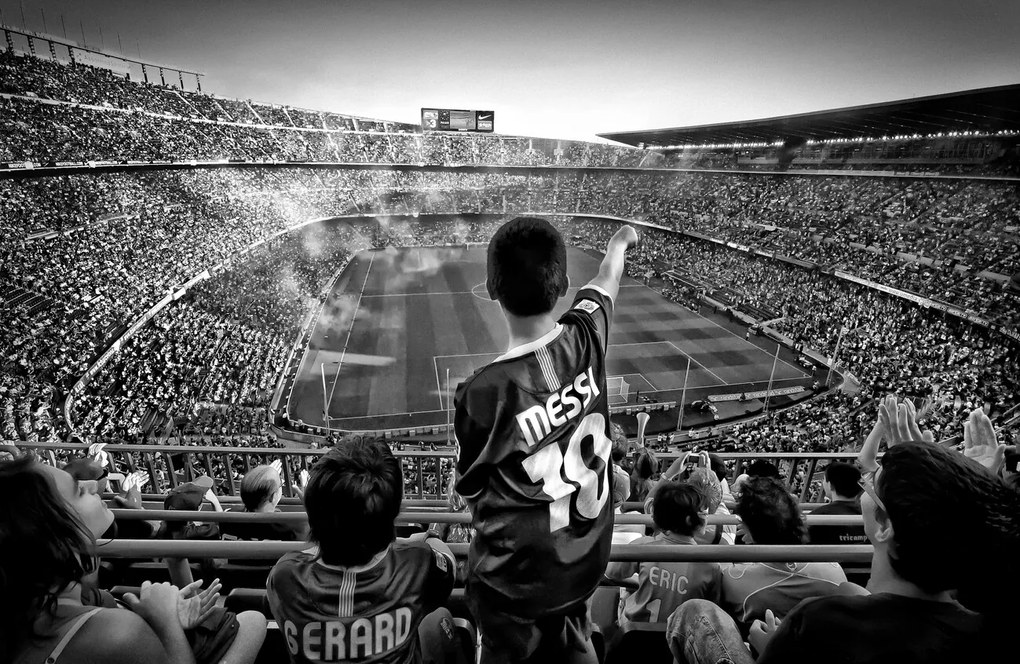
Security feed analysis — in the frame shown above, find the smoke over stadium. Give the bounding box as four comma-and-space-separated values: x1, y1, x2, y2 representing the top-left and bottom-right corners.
1, 1, 1019, 663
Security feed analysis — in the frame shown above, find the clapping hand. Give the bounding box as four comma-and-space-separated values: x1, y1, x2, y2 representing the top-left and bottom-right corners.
885, 397, 935, 446
748, 608, 782, 656
176, 579, 222, 629
963, 407, 1007, 473
270, 459, 283, 476
121, 470, 149, 495
87, 442, 111, 468
122, 581, 181, 627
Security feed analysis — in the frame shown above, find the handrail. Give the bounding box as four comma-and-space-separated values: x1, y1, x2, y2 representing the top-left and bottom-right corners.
92, 539, 874, 563
109, 509, 865, 527
17, 441, 859, 461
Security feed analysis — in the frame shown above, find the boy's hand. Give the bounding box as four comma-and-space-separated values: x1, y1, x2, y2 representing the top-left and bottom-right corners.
612, 225, 639, 250
748, 608, 782, 656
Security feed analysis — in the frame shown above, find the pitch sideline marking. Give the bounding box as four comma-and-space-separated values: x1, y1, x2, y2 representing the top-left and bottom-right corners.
327, 252, 375, 420
630, 278, 809, 379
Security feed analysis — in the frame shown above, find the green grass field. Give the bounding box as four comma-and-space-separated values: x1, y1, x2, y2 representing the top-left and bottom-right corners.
286, 246, 812, 432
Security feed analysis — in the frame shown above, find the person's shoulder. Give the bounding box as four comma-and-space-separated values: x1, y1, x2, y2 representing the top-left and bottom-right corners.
269, 549, 315, 577
76, 609, 163, 661
811, 501, 861, 515
392, 538, 432, 559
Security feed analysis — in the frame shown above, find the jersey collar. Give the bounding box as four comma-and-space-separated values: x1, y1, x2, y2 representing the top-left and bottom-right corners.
494, 324, 563, 363
309, 545, 389, 573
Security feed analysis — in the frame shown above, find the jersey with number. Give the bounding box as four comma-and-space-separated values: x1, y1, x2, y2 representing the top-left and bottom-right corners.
266, 541, 455, 664
454, 285, 616, 619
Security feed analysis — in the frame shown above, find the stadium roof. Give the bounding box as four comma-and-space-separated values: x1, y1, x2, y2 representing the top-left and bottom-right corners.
599, 84, 1020, 148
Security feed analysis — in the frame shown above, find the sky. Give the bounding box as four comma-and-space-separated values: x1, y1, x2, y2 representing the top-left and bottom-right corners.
2, 0, 1018, 143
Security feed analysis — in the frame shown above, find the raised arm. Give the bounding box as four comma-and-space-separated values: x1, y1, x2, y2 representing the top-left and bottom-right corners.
585, 225, 639, 302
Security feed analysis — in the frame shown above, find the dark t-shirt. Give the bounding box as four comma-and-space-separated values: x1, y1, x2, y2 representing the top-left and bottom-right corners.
454, 286, 616, 619
807, 500, 868, 545
220, 508, 305, 542
759, 593, 985, 664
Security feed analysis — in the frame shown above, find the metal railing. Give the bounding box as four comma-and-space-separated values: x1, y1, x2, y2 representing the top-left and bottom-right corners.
16, 442, 862, 502
93, 539, 875, 564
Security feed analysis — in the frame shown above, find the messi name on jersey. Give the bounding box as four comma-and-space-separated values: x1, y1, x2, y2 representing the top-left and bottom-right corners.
515, 366, 601, 448
282, 607, 414, 661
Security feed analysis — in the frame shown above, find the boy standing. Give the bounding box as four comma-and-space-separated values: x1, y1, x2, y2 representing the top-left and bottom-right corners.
455, 217, 638, 663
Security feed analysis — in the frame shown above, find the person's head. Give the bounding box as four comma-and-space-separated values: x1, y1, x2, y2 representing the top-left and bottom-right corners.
746, 460, 780, 479
304, 437, 403, 567
486, 217, 568, 317
864, 442, 1020, 598
240, 465, 283, 511
708, 453, 728, 484
823, 462, 862, 501
651, 482, 705, 537
0, 455, 103, 661
610, 422, 628, 465
734, 476, 806, 545
633, 449, 658, 480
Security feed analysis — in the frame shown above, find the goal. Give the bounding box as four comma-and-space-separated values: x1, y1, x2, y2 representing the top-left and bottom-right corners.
606, 376, 630, 405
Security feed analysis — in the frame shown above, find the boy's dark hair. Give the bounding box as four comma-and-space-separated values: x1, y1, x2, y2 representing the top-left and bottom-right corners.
708, 453, 728, 483
747, 460, 780, 479
304, 437, 403, 566
735, 477, 806, 545
486, 217, 568, 317
878, 442, 1020, 600
651, 483, 705, 537
824, 462, 862, 500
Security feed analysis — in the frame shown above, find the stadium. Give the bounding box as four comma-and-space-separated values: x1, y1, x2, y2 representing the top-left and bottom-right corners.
2, 4, 1019, 664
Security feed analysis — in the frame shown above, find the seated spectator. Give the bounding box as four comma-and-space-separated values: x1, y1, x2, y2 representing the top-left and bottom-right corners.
666, 397, 1018, 663
807, 462, 867, 545
157, 476, 223, 542
0, 454, 266, 664
630, 447, 659, 503
220, 463, 306, 542
612, 463, 645, 545
267, 437, 461, 663
605, 483, 722, 626
719, 477, 846, 636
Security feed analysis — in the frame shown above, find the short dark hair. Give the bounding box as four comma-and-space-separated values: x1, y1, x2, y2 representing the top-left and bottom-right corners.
651, 483, 705, 537
735, 477, 806, 545
304, 437, 403, 566
486, 217, 568, 317
708, 453, 728, 483
824, 462, 862, 499
747, 460, 780, 479
0, 455, 96, 661
878, 442, 1020, 598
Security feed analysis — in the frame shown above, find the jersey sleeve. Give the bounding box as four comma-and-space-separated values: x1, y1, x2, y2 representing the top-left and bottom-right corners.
421, 542, 456, 610
560, 285, 615, 353
453, 375, 502, 481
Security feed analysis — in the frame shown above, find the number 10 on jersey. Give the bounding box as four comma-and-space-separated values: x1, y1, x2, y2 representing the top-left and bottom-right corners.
522, 412, 613, 532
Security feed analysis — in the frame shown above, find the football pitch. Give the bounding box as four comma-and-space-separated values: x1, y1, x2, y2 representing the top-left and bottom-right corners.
286, 246, 812, 432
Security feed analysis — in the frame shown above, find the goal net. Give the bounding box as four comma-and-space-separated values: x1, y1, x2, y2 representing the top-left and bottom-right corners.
606, 376, 630, 405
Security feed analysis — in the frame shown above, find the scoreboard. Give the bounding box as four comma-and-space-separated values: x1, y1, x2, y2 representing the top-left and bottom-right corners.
421, 108, 494, 133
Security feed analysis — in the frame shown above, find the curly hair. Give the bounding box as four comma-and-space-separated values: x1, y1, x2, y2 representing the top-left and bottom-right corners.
735, 476, 807, 545
0, 455, 97, 661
